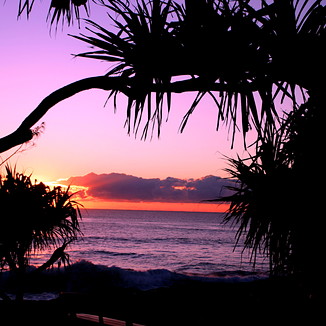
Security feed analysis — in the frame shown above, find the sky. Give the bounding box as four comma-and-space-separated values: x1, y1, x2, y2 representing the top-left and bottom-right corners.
0, 1, 254, 212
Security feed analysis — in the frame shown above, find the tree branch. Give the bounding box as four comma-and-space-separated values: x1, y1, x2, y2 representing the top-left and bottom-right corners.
152, 78, 257, 94
19, 76, 129, 130
0, 76, 128, 154
0, 75, 256, 154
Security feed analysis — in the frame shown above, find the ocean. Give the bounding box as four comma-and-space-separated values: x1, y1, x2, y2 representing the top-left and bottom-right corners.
1, 209, 270, 300
69, 209, 268, 275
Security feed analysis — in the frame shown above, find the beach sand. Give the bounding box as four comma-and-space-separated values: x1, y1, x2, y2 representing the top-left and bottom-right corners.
1, 278, 322, 325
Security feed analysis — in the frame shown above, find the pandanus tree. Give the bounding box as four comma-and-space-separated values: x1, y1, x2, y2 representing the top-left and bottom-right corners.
2, 1, 325, 279
216, 102, 323, 278
5, 0, 324, 145
0, 166, 82, 300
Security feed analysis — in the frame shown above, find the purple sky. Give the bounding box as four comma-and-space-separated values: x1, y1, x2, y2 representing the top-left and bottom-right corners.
0, 1, 258, 210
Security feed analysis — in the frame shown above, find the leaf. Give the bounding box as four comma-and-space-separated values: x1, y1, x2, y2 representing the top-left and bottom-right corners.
18, 0, 35, 18
179, 91, 206, 133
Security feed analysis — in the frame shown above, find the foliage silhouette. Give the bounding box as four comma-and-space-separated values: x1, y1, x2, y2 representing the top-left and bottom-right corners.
0, 166, 82, 300
18, 0, 91, 25
3, 0, 325, 281
4, 0, 324, 149
214, 92, 324, 282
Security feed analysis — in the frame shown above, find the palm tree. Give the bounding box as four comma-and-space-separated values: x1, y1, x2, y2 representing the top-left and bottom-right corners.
214, 104, 314, 276
67, 0, 326, 282
2, 0, 323, 150
216, 98, 324, 299
0, 165, 82, 300
3, 0, 325, 280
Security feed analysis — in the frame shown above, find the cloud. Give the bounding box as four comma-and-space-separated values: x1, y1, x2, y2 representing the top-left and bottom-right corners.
62, 172, 235, 203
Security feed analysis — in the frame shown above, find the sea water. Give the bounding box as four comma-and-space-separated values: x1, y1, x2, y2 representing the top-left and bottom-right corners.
68, 209, 268, 275
1, 209, 270, 299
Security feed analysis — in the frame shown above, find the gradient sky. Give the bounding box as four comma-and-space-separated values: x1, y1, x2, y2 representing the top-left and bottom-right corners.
0, 1, 255, 211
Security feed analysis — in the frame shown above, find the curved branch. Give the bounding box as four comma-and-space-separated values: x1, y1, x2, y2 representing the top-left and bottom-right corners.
0, 129, 34, 155
19, 76, 128, 130
0, 76, 128, 154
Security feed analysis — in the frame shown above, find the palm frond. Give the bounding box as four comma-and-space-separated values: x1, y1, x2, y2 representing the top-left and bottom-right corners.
15, 1, 324, 143
47, 0, 91, 27
18, 0, 35, 18
213, 94, 323, 276
64, 0, 325, 145
72, 0, 179, 138
0, 166, 82, 273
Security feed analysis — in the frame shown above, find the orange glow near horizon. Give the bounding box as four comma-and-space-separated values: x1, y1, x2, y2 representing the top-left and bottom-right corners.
78, 198, 229, 213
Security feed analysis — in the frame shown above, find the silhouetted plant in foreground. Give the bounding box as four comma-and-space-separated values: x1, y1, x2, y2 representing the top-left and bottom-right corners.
3, 0, 324, 153
0, 166, 82, 300
217, 96, 324, 286
3, 1, 325, 283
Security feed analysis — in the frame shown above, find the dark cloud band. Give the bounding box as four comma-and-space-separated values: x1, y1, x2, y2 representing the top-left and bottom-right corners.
63, 173, 235, 203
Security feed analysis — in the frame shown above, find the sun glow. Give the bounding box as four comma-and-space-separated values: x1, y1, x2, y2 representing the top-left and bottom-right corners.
42, 180, 89, 196
78, 199, 229, 213
172, 186, 196, 191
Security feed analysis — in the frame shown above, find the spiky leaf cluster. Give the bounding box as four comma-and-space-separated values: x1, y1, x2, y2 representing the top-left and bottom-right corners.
72, 0, 325, 140
0, 166, 82, 271
217, 96, 324, 276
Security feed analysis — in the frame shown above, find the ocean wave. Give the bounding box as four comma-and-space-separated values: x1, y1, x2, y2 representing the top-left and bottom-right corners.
0, 260, 268, 300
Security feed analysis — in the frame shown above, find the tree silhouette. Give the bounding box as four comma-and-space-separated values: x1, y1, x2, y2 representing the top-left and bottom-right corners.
0, 166, 82, 300
3, 0, 325, 281
3, 0, 324, 150
216, 100, 322, 278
